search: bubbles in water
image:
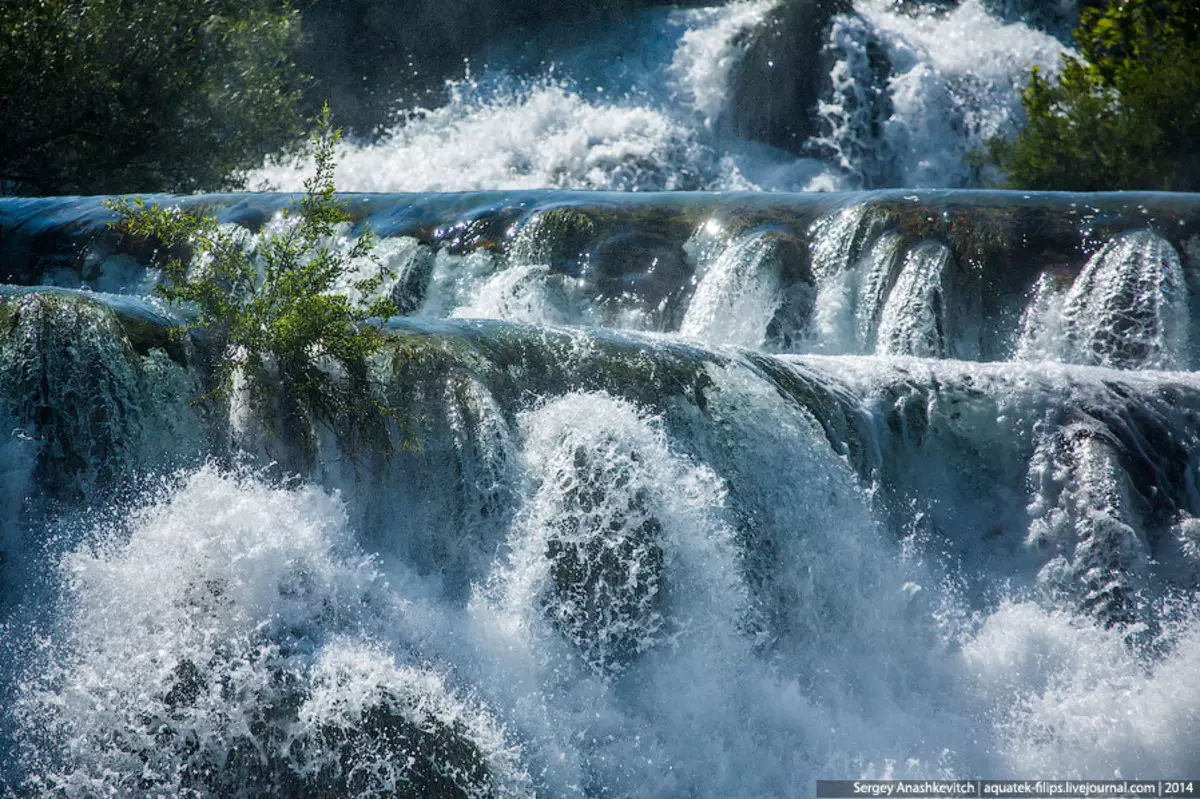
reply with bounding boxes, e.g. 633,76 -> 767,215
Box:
10,466 -> 530,797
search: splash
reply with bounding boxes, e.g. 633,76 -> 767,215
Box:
250,0 -> 1066,193
10,466 -> 531,797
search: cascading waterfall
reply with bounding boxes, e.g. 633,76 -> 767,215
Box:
1026,422 -> 1149,626
1059,231 -> 1189,370
876,239 -> 954,358
7,62 -> 1200,798
680,230 -> 791,349
249,0 -> 1068,193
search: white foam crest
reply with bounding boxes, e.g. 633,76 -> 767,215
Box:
467,387 -> 954,796
294,641 -> 531,796
242,0 -> 1064,193
963,600 -> 1200,775
856,0 -> 1069,187
254,82 -> 746,193
12,466 -> 527,796
484,391 -> 746,675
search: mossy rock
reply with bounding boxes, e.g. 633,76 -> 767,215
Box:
0,290 -> 206,499
508,206 -> 599,271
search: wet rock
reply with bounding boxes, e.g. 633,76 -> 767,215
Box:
726,0 -> 858,155
285,693 -> 496,799
542,440 -> 667,676
509,206 -> 599,273
0,291 -> 206,501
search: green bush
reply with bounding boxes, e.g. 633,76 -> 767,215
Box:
0,0 -> 307,195
989,0 -> 1200,191
107,107 -> 398,456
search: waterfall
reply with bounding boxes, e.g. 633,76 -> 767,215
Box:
249,0 -> 1067,193
1061,230 -> 1190,370
877,239 -> 954,357
5,189 -> 1200,793
680,230 -> 793,349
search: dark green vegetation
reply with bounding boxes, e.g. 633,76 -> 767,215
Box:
990,0 -> 1200,191
0,0 -> 306,195
107,108 -> 397,456
0,0 -> 680,195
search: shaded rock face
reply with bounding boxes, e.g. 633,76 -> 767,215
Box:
725,0 -> 857,156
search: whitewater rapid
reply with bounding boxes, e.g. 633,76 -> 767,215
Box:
251,0 -> 1068,194
2,0 -> 1200,783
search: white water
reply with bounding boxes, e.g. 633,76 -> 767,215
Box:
9,370 -> 1200,794
1019,230 -> 1191,370
680,230 -> 788,348
849,0 -> 1068,188
251,0 -> 1068,193
9,466 -> 532,796
10,0 -> 1200,789
876,239 -> 954,357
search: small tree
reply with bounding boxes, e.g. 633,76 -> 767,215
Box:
989,0 -> 1200,191
107,106 -> 398,456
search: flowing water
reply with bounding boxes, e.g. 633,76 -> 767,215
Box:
3,187 -> 1200,795
4,0 -> 1200,795
250,0 -> 1067,193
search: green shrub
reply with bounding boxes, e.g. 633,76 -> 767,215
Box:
0,0 -> 307,195
989,0 -> 1200,191
107,107 -> 398,456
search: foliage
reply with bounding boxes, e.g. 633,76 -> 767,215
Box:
106,107 -> 398,456
0,0 -> 307,195
988,0 -> 1200,191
